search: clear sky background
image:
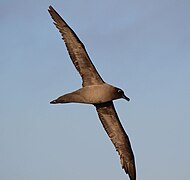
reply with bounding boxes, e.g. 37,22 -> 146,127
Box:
1,0 -> 190,180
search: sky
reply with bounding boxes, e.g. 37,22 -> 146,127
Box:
0,0 -> 190,180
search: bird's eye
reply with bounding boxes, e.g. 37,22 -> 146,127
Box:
117,89 -> 122,93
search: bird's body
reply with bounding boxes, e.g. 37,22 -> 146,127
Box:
50,83 -> 130,104
48,6 -> 136,180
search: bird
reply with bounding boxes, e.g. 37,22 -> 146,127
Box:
48,6 -> 136,180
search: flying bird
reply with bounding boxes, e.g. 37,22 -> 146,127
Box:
48,6 -> 136,180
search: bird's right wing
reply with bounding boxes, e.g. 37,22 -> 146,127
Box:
48,6 -> 104,87
95,101 -> 136,180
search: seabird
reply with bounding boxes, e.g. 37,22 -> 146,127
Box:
48,6 -> 136,180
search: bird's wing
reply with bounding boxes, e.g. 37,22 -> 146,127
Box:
95,101 -> 136,180
48,6 -> 104,87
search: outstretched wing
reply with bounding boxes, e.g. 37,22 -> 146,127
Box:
95,101 -> 136,180
48,6 -> 104,87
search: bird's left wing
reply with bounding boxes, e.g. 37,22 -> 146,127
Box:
95,101 -> 136,180
48,6 -> 104,87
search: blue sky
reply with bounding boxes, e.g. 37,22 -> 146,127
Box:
1,0 -> 190,179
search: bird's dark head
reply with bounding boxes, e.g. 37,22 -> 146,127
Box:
115,88 -> 130,101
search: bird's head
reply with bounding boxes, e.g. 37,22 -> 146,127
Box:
115,88 -> 130,101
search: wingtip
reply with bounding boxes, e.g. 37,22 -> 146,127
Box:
124,162 -> 136,180
48,5 -> 55,13
48,5 -> 53,10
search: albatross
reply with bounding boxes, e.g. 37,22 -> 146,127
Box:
48,6 -> 136,180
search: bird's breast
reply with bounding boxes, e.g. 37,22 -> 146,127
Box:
79,84 -> 116,104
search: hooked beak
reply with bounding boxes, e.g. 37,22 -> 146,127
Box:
122,94 -> 130,101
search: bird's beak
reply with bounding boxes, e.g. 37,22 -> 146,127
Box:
122,94 -> 130,101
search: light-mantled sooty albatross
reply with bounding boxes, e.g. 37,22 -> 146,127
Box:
48,6 -> 136,180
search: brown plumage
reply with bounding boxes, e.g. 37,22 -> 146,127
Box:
48,5 -> 136,180
95,102 -> 136,180
48,6 -> 104,87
